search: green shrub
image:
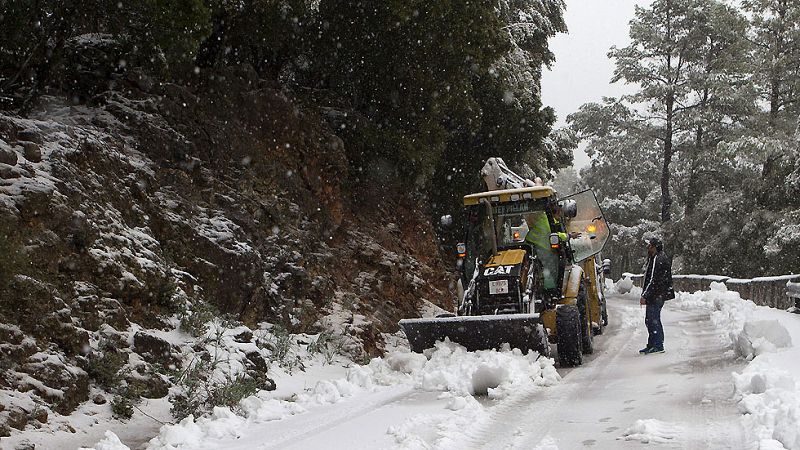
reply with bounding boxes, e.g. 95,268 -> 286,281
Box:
170,354 -> 262,420
179,300 -> 217,336
306,330 -> 348,365
257,326 -> 303,372
111,396 -> 134,420
84,349 -> 128,389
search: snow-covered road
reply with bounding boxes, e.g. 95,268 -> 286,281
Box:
266,294 -> 749,449
89,281 -> 800,450
448,293 -> 747,449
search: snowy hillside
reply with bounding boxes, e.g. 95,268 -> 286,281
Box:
0,72 -> 450,446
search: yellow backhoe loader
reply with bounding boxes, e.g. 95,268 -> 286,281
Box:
400,158 -> 610,367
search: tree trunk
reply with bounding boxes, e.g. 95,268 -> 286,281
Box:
660,0 -> 674,223
661,98 -> 673,223
685,124 -> 703,216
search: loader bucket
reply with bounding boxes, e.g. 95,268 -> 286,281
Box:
399,314 -> 549,355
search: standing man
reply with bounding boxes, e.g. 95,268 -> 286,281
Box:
639,237 -> 673,354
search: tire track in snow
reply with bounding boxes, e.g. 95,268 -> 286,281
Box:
451,296 -> 642,450
235,386 -> 417,450
449,295 -> 750,450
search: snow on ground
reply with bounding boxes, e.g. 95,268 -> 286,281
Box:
671,282 -> 800,449
619,418 -> 683,443
70,278 -> 800,449
129,341 -> 557,450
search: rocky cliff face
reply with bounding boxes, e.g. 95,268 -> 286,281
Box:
0,66 -> 452,435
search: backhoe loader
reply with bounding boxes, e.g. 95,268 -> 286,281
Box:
399,158 -> 610,366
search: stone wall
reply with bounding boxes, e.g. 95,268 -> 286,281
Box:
788,281 -> 800,310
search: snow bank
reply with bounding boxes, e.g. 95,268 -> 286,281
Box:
734,357 -> 800,449
670,282 -> 800,449
141,341 -> 558,449
408,340 -> 559,398
735,320 -> 792,359
614,276 -> 634,295
612,274 -> 642,300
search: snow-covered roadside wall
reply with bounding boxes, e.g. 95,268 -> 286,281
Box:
625,273 -> 800,310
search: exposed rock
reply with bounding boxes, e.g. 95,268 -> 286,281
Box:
18,359 -> 90,415
32,407 -> 48,424
0,422 -> 9,437
40,315 -> 90,356
14,440 -> 36,450
0,163 -> 19,179
74,296 -> 129,332
234,330 -> 253,343
133,332 -> 179,367
0,325 -> 38,365
0,139 -> 18,165
97,327 -> 130,350
16,129 -> 42,145
126,373 -> 169,399
126,68 -> 154,92
93,394 -> 107,405
18,141 -> 42,163
6,406 -> 29,430
66,210 -> 95,252
244,351 -> 268,374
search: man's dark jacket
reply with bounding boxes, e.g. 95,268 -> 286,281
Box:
642,250 -> 674,303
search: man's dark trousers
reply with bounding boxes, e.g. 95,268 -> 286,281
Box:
645,298 -> 664,349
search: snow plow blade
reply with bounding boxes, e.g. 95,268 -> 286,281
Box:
399,314 -> 548,354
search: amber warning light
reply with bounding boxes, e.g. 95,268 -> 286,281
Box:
549,233 -> 560,249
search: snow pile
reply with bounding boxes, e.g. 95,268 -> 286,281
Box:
733,357 -> 800,449
735,320 -> 792,359
410,340 -> 558,398
612,274 -> 642,300
531,435 -> 560,450
145,399 -> 308,449
130,341 -> 558,449
80,430 -> 131,450
614,275 -> 634,295
349,340 -> 558,399
381,341 -> 559,448
670,282 -> 800,449
670,282 -> 792,359
619,418 -> 683,443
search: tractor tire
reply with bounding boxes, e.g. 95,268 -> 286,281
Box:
556,305 -> 583,367
577,282 -> 594,355
601,295 -> 609,327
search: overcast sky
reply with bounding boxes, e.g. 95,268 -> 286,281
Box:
541,0 -> 653,169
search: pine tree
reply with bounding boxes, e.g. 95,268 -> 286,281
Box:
609,0 -> 711,223
677,1 -> 753,216
742,0 -> 800,131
